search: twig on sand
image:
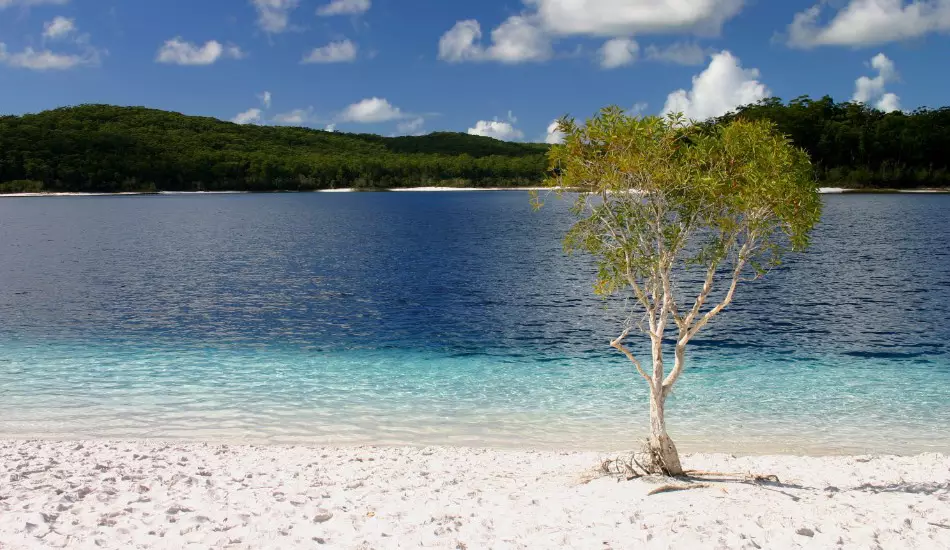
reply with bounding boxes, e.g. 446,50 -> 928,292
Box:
684,470 -> 782,484
647,483 -> 710,496
929,522 -> 950,530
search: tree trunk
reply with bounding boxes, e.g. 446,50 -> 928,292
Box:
649,386 -> 684,476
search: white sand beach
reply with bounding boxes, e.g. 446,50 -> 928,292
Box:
1,440 -> 948,549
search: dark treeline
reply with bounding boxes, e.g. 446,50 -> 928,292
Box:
2,98 -> 949,193
0,104 -> 549,193
716,96 -> 950,189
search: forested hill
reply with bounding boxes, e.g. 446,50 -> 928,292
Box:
717,96 -> 950,189
2,99 -> 950,193
0,104 -> 550,193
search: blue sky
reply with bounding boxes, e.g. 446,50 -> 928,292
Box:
1,0 -> 948,142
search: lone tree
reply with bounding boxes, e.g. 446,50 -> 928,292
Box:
537,108 -> 821,476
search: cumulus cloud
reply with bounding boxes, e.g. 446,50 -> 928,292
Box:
545,120 -> 565,144
340,97 -> 405,123
438,17 -> 552,63
853,53 -> 902,112
644,42 -> 706,65
468,112 -> 524,141
232,108 -> 263,125
438,20 -> 483,62
469,120 -> 525,141
439,0 -> 742,65
156,38 -> 244,66
599,37 -> 639,69
302,39 -> 358,63
487,15 -> 553,62
529,0 -> 745,36
786,0 -> 950,48
42,16 -> 75,40
0,44 -> 97,70
1,16 -> 101,70
662,51 -> 770,121
397,117 -> 425,135
316,0 -> 370,16
273,108 -> 314,125
325,123 -> 337,132
252,0 -> 299,33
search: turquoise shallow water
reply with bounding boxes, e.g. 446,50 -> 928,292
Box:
0,192 -> 949,453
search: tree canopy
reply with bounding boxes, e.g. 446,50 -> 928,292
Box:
540,108 -> 821,475
0,104 -> 549,193
716,96 -> 950,189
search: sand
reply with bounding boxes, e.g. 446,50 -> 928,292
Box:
1,441 -> 948,549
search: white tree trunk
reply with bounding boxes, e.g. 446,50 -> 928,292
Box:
648,340 -> 684,476
649,387 -> 684,476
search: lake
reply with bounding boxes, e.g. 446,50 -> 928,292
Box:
0,192 -> 948,454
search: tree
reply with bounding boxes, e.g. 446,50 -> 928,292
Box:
537,108 -> 821,475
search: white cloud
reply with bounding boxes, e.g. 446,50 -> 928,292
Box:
487,15 -> 552,62
438,17 -> 552,64
644,42 -> 706,65
439,0 -> 742,65
339,97 -> 404,123
156,38 -> 244,66
302,39 -> 357,63
42,16 -> 75,40
469,120 -> 525,141
325,123 -> 337,132
787,0 -> 950,48
316,0 -> 370,16
0,0 -> 68,8
662,50 -> 770,121
0,43 -> 97,70
545,120 -> 565,144
273,108 -> 313,125
397,117 -> 425,134
1,16 -> 102,70
439,20 -> 483,62
232,108 -> 263,125
853,53 -> 902,112
469,112 -> 525,141
251,0 -> 299,33
876,93 -> 902,112
599,37 -> 639,69
528,0 -> 745,36
628,102 -> 649,116
259,91 -> 272,109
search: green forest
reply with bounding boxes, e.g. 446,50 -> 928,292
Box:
714,96 -> 950,189
0,104 -> 549,193
1,97 -> 948,193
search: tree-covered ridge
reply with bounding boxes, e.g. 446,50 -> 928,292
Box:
2,99 -> 950,193
0,104 -> 549,192
716,96 -> 950,189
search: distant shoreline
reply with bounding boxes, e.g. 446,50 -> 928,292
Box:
1,187 -> 948,197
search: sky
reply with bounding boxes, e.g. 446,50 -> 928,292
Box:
1,0 -> 949,142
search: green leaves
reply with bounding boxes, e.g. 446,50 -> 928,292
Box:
543,107 -> 822,301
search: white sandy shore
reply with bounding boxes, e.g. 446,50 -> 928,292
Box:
1,441 -> 948,549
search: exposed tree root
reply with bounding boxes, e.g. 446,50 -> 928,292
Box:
600,448 -> 782,487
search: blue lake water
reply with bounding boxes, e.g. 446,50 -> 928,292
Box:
0,192 -> 948,454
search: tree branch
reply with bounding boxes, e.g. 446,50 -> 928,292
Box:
610,327 -> 651,384
684,240 -> 752,342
